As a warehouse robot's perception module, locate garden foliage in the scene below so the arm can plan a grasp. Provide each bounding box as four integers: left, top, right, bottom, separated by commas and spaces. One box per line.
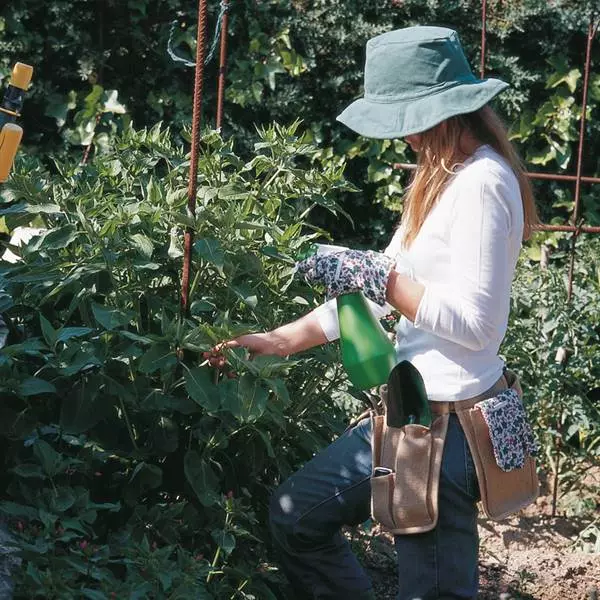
0, 123, 354, 598
0, 0, 599, 596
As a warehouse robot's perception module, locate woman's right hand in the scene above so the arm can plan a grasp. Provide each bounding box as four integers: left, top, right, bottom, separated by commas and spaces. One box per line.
203, 312, 328, 370
203, 331, 286, 369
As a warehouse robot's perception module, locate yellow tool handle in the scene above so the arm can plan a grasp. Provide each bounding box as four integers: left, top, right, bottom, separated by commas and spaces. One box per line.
10, 63, 33, 91
0, 123, 23, 183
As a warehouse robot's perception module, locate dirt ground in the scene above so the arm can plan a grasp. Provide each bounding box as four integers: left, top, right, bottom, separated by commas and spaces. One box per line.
352, 491, 600, 600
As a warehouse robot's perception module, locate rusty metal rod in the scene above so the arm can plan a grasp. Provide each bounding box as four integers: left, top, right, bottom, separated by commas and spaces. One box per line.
526, 172, 600, 184
480, 0, 487, 78
567, 18, 596, 303
181, 0, 209, 316
393, 163, 600, 184
538, 224, 600, 234
215, 0, 229, 131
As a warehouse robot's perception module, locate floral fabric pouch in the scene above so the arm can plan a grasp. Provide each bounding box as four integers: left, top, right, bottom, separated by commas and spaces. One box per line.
476, 388, 538, 472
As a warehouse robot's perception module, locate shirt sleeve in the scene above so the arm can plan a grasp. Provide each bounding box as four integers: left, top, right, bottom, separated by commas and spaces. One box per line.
413, 168, 520, 351
312, 296, 394, 342
311, 227, 410, 342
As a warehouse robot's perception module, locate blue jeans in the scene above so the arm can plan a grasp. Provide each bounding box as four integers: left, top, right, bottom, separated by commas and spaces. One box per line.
269, 414, 480, 599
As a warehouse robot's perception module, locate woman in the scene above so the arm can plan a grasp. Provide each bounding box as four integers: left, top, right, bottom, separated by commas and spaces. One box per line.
210, 26, 538, 599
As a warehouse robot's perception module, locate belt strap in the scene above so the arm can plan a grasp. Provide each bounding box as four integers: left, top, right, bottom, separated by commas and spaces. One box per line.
429, 374, 508, 416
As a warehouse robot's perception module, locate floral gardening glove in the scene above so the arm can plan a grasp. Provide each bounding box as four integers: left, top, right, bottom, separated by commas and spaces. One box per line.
296, 249, 395, 306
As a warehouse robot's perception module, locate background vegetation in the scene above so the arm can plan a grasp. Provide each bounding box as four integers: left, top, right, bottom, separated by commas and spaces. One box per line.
0, 0, 599, 597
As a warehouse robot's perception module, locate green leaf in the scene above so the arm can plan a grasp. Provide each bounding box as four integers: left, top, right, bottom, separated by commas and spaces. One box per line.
184, 450, 220, 507
82, 84, 104, 119
265, 377, 290, 404
0, 203, 61, 216
150, 416, 179, 454
255, 427, 276, 458
138, 343, 176, 374
145, 177, 163, 205
38, 225, 79, 251
12, 464, 45, 479
226, 374, 269, 422
124, 462, 163, 506
217, 184, 249, 201
19, 377, 56, 397
82, 590, 109, 600
194, 238, 224, 270
44, 91, 77, 127
184, 367, 220, 411
50, 487, 76, 513
1, 339, 47, 357
231, 284, 258, 308
60, 378, 113, 433
261, 245, 295, 264
40, 314, 57, 347
131, 233, 154, 258
0, 501, 38, 520
211, 530, 236, 555
547, 66, 581, 93
589, 74, 600, 102
367, 159, 392, 183
190, 300, 217, 314
33, 439, 62, 478
55, 327, 93, 344
91, 303, 133, 330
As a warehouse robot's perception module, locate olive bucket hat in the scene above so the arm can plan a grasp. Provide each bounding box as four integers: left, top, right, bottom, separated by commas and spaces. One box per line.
336, 26, 509, 139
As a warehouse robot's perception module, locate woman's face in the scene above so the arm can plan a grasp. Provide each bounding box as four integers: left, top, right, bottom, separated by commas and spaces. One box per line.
404, 134, 423, 152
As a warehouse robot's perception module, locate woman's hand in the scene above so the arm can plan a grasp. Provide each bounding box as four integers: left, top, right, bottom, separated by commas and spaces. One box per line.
203, 331, 288, 369
204, 312, 330, 369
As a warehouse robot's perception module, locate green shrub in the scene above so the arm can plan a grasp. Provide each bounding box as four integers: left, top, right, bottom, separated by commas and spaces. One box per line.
0, 122, 355, 598
503, 235, 600, 514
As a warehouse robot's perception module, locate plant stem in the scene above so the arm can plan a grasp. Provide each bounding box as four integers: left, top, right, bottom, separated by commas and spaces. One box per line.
551, 416, 562, 517
118, 395, 139, 451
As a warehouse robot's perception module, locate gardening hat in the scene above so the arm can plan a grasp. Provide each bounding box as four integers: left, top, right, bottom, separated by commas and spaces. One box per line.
336, 26, 509, 139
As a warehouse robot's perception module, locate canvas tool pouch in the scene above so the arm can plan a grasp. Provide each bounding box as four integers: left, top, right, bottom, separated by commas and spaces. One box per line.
431, 370, 539, 521
370, 395, 449, 534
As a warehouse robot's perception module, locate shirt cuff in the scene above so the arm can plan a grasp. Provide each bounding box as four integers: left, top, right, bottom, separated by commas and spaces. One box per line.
313, 300, 340, 342
312, 293, 396, 343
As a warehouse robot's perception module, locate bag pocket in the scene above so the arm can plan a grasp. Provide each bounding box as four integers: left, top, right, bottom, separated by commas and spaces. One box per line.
370, 468, 396, 530
477, 389, 538, 471
370, 414, 449, 534
457, 381, 539, 521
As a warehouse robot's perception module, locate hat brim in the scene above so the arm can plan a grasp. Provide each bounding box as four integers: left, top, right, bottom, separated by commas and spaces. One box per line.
336, 79, 509, 139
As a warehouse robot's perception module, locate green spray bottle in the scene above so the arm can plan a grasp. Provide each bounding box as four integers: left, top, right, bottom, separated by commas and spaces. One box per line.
309, 244, 398, 391
337, 292, 398, 390
297, 243, 431, 424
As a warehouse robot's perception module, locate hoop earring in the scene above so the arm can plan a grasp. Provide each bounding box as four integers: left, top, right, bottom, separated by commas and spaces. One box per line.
440, 157, 464, 175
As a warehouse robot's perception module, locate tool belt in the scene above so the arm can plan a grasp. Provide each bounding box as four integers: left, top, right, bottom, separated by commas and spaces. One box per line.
370, 369, 539, 534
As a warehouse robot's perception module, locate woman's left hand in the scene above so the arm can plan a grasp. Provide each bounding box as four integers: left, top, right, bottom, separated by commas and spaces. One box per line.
296, 249, 395, 306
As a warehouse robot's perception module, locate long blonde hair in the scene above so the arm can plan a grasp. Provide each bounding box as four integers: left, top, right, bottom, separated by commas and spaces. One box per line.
400, 105, 538, 247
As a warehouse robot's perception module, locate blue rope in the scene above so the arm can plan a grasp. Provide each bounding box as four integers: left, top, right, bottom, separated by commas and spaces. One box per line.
167, 1, 230, 68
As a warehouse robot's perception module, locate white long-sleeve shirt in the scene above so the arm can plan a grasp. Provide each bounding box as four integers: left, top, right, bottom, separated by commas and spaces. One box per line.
313, 145, 524, 402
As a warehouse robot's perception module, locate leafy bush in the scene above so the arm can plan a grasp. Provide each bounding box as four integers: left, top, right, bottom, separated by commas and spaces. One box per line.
503, 236, 600, 515
4, 0, 600, 245
0, 122, 355, 598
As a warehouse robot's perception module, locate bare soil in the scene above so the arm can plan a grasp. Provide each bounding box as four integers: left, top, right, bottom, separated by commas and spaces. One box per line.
353, 495, 600, 600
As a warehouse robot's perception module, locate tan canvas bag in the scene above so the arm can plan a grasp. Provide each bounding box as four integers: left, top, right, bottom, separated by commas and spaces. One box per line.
370, 391, 449, 534
371, 370, 538, 534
